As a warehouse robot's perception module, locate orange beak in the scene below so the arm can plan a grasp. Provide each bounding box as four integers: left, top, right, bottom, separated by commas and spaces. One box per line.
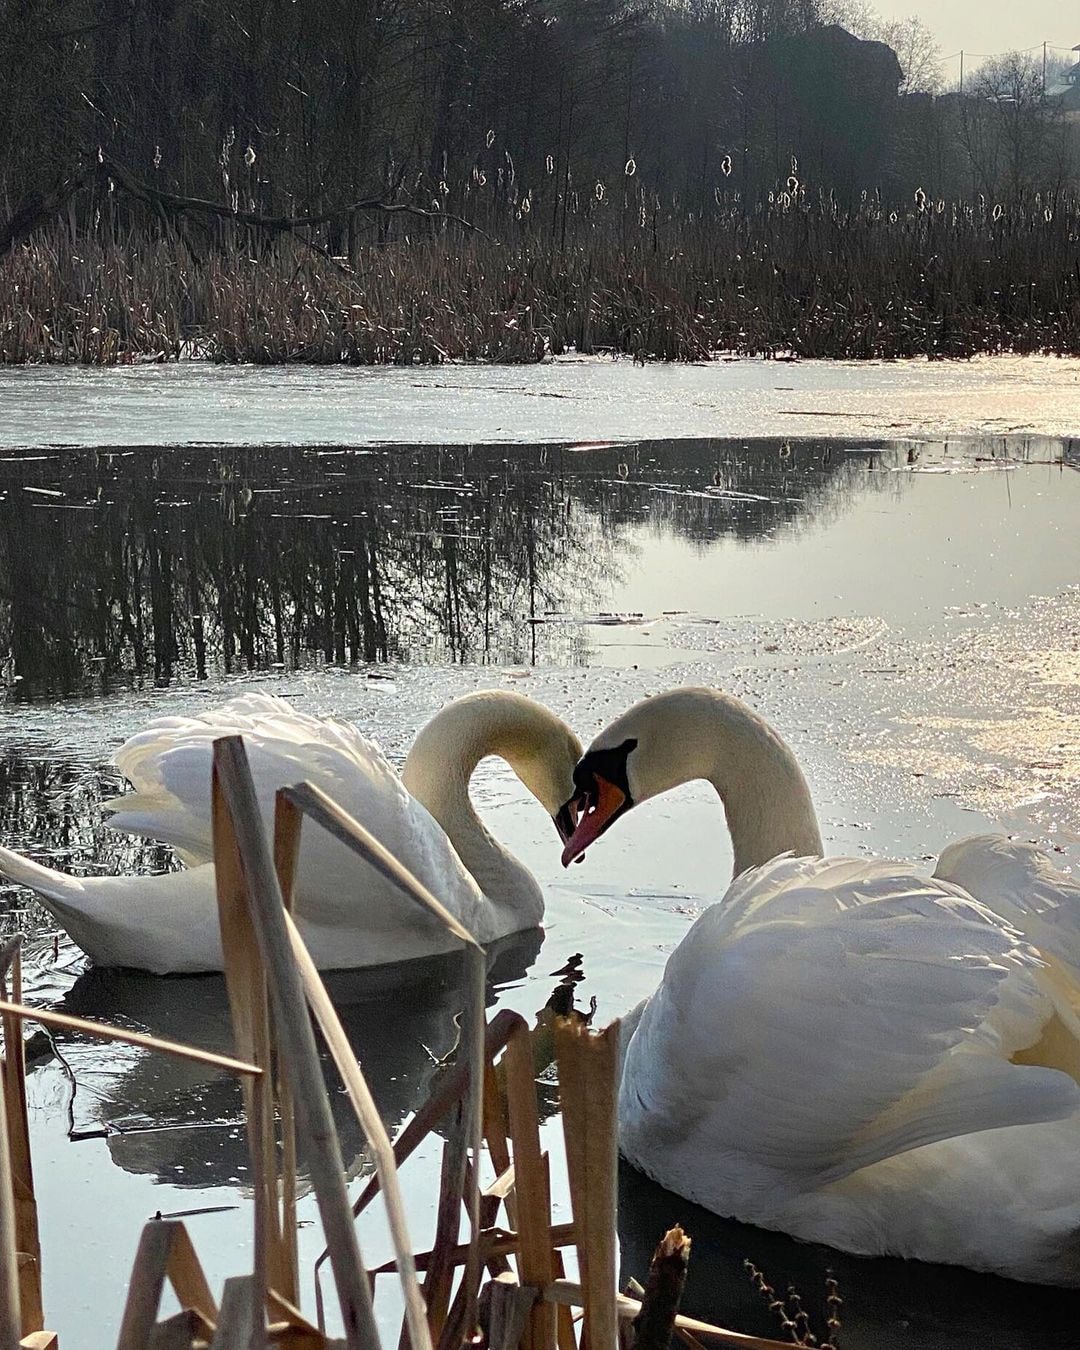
560, 775, 627, 867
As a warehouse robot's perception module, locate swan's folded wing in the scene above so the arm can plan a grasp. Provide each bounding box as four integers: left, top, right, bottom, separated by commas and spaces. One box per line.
107, 693, 408, 862
935, 834, 1080, 981
622, 858, 1079, 1186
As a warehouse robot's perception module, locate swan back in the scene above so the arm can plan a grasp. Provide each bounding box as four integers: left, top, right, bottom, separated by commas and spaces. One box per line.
620, 855, 1078, 1210
106, 692, 485, 931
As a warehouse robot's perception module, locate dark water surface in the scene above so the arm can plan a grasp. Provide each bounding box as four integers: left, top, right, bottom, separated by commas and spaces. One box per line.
1, 433, 1079, 1347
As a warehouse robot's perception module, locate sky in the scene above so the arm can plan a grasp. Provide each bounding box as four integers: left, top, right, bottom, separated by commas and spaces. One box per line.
869, 0, 1079, 82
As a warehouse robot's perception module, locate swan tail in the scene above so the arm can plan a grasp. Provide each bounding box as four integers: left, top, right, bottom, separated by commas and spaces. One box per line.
936, 835, 1080, 983
103, 793, 211, 867
0, 845, 89, 907
0, 847, 222, 974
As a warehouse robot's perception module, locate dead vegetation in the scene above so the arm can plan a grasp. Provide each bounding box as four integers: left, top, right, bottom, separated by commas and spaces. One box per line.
5, 186, 1080, 365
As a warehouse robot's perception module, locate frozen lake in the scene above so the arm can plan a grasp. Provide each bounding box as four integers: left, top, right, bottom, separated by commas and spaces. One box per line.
0, 360, 1078, 1346
2, 353, 1080, 445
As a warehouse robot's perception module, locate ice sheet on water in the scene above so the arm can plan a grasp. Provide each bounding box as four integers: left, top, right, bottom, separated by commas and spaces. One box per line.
4, 354, 1080, 447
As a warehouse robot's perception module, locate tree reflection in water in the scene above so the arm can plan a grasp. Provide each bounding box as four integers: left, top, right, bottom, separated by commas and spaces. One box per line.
0, 439, 881, 701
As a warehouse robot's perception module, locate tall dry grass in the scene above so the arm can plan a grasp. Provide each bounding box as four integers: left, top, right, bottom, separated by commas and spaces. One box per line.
3, 189, 1080, 363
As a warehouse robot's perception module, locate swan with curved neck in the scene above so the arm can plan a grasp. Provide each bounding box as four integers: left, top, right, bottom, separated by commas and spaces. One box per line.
559, 686, 1080, 1287
0, 689, 581, 973
561, 686, 822, 873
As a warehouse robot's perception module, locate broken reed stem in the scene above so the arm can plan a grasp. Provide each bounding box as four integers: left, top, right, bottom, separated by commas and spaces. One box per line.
632, 1227, 692, 1350
282, 906, 433, 1350
116, 1221, 217, 1350
213, 739, 380, 1350
555, 1017, 620, 1350
212, 763, 288, 1327
272, 792, 304, 1309
452, 943, 487, 1346
0, 1069, 21, 1348
543, 1282, 796, 1350
503, 1021, 557, 1350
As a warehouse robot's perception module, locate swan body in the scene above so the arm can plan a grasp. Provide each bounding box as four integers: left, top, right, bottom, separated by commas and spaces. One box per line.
562, 687, 1080, 1285
0, 690, 581, 974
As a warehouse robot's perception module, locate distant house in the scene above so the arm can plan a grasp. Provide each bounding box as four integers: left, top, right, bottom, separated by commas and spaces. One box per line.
1047, 44, 1080, 111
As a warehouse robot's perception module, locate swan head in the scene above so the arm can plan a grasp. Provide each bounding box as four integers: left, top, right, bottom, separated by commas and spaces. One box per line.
558, 687, 822, 871
510, 730, 588, 844
559, 691, 701, 866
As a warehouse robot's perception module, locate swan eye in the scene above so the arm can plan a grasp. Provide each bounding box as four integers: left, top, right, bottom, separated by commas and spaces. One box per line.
573, 738, 638, 804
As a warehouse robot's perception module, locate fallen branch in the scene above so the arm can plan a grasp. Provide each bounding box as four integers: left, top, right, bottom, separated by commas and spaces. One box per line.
0, 153, 492, 265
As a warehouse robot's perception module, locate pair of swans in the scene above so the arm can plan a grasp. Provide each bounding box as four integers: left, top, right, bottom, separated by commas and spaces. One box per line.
3, 685, 1080, 1286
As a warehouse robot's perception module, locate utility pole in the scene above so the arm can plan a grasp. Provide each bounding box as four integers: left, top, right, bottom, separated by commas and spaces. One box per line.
1043, 41, 1048, 94
959, 50, 964, 93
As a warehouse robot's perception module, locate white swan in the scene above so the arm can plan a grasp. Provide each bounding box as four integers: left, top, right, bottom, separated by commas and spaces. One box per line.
559, 686, 1080, 1286
0, 690, 581, 974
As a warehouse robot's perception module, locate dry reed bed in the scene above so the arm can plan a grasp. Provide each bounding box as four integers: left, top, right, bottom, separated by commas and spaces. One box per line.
4, 193, 1080, 363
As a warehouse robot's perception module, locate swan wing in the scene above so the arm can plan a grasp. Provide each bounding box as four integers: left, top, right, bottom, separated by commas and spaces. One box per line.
935, 834, 1080, 980
107, 693, 409, 860
106, 692, 485, 931
621, 856, 1078, 1187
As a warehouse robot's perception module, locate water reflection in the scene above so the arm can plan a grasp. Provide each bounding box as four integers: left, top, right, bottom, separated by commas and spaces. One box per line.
0, 439, 890, 700
49, 930, 545, 1189
618, 1164, 1078, 1350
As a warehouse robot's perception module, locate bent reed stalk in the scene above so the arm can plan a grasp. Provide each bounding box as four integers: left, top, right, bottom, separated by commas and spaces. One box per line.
5, 186, 1080, 364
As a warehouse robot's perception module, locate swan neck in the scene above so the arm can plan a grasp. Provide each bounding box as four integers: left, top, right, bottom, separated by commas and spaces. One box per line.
662, 693, 823, 875
402, 703, 544, 922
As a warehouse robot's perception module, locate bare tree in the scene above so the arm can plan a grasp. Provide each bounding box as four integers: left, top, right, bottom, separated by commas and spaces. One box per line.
960, 51, 1070, 197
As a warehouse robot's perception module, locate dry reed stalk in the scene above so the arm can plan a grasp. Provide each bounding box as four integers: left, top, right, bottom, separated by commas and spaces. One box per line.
212, 739, 379, 1350
116, 1220, 217, 1350
208, 1275, 258, 1349
212, 762, 292, 1324
549, 1248, 577, 1350
542, 1283, 796, 1350
0, 1001, 261, 1077
486, 1272, 538, 1350
367, 1224, 576, 1279
483, 1064, 516, 1230
0, 1067, 22, 1348
632, 1227, 691, 1350
149, 1307, 210, 1350
345, 1009, 525, 1224
0, 940, 42, 1337
554, 1019, 619, 1350
280, 780, 486, 1349
502, 1021, 557, 1350
267, 1287, 330, 1340
279, 906, 432, 1350
272, 793, 304, 1309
